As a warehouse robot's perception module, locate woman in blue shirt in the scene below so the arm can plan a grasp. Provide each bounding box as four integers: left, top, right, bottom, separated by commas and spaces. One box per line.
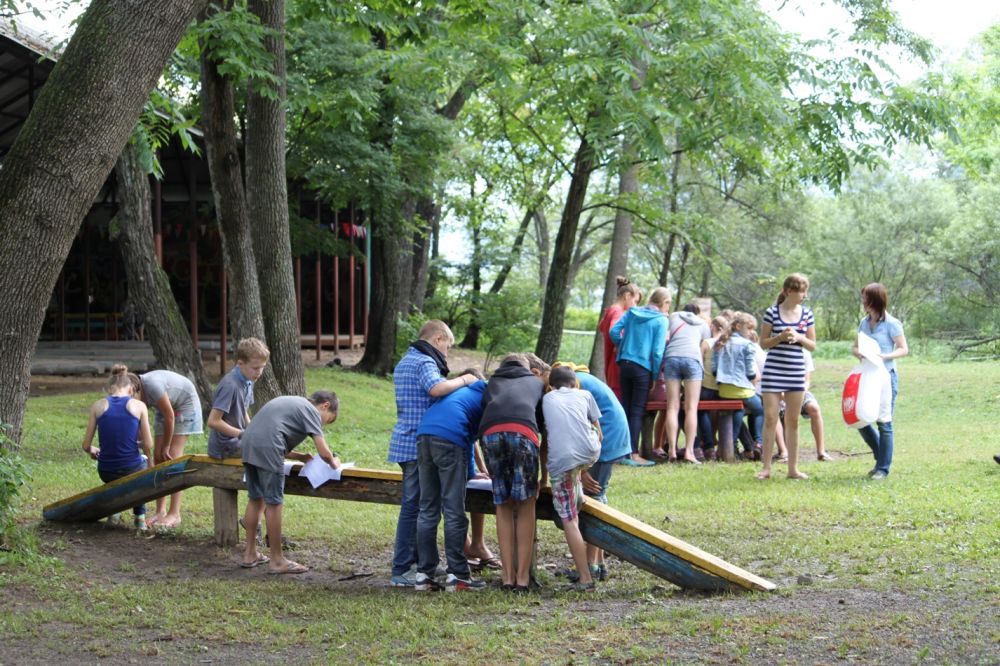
851, 283, 908, 479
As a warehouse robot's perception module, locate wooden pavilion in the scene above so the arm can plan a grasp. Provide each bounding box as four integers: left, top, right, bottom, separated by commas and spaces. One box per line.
0, 21, 368, 364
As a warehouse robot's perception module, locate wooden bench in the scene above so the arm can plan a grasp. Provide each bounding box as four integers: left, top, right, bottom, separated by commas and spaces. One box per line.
642, 399, 747, 462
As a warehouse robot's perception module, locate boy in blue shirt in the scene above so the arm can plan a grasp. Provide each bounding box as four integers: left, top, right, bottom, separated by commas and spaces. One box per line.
388, 320, 479, 587
413, 368, 488, 591
207, 337, 269, 459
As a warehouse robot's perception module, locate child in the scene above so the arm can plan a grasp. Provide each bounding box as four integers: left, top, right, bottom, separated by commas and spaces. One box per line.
207, 337, 269, 459
696, 315, 731, 461
413, 368, 489, 591
479, 353, 546, 592
801, 350, 831, 461
757, 273, 816, 480
139, 369, 203, 528
543, 366, 602, 591
596, 276, 642, 398
712, 313, 758, 459
662, 303, 712, 463
81, 364, 154, 532
388, 320, 479, 587
240, 391, 340, 574
572, 364, 629, 580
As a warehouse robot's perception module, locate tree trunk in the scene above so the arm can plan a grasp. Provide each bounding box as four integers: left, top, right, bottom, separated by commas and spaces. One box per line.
458, 217, 483, 349
425, 210, 441, 302
534, 128, 597, 363
674, 240, 691, 306
0, 0, 208, 445
355, 228, 404, 375
410, 196, 438, 311
590, 142, 639, 375
658, 150, 684, 287
114, 142, 213, 408
245, 0, 305, 396
534, 210, 550, 308
199, 28, 280, 403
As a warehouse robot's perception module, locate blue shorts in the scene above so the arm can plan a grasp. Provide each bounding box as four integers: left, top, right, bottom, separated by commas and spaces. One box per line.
481, 432, 539, 505
154, 402, 204, 436
663, 356, 703, 381
244, 463, 285, 505
585, 460, 615, 504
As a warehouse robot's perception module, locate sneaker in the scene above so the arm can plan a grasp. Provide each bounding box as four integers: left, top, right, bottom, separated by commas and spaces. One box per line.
391, 566, 419, 588
556, 567, 581, 582
444, 574, 486, 592
106, 513, 123, 528
568, 581, 596, 592
866, 467, 877, 477
703, 448, 718, 462
596, 563, 609, 581
870, 470, 888, 480
134, 516, 148, 533
414, 572, 443, 591
994, 454, 1000, 465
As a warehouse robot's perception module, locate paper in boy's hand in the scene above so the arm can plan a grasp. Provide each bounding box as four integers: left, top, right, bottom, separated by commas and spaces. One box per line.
301, 456, 355, 489
466, 478, 493, 492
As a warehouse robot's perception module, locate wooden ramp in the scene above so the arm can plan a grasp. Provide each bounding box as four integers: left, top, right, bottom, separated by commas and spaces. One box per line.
43, 455, 775, 593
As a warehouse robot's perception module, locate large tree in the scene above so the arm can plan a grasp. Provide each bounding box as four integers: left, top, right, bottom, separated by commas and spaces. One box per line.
0, 0, 208, 445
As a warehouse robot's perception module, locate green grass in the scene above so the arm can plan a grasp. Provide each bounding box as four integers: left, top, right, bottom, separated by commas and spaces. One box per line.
3, 359, 1000, 663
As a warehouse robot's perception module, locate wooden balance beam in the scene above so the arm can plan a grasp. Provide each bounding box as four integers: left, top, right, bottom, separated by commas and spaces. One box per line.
43, 455, 775, 593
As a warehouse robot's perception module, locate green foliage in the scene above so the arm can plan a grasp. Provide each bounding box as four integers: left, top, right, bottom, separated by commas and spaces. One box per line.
191, 3, 281, 98
287, 211, 361, 259
0, 423, 30, 550
475, 286, 538, 372
394, 310, 428, 366
563, 307, 598, 332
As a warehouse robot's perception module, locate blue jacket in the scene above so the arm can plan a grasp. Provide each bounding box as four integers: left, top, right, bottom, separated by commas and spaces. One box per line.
417, 380, 487, 479
711, 332, 757, 390
577, 372, 630, 463
609, 305, 668, 374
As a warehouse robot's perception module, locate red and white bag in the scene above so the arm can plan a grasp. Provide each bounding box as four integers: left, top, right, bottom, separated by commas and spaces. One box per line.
842, 333, 891, 429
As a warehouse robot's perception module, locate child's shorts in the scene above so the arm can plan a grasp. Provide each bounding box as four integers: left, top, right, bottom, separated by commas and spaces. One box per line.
550, 467, 586, 523
663, 356, 704, 381
481, 432, 538, 505
244, 463, 285, 505
154, 402, 204, 436
584, 460, 615, 504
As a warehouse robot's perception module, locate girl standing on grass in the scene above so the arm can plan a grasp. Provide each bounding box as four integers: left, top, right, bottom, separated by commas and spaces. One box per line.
81, 364, 154, 532
597, 276, 643, 399
851, 283, 907, 480
757, 274, 816, 480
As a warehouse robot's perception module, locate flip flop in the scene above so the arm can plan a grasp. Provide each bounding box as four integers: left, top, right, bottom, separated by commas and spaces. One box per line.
268, 561, 308, 575
477, 556, 501, 571
240, 554, 270, 569
619, 458, 655, 467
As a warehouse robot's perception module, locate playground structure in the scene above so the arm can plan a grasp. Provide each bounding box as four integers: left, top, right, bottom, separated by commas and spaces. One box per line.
44, 455, 776, 593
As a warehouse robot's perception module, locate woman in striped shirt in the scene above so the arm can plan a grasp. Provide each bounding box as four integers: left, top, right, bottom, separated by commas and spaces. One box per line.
757, 273, 816, 480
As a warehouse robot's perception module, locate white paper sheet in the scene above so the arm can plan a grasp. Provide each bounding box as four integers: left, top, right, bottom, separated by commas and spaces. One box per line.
466, 478, 493, 492
300, 457, 355, 489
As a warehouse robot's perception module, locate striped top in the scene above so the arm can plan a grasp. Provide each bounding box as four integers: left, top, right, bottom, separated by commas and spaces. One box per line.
760, 304, 814, 393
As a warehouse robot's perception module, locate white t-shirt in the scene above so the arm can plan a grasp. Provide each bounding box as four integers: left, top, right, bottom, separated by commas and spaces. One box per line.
542, 388, 601, 476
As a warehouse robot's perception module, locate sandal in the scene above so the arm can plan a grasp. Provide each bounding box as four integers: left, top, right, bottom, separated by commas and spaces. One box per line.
268, 561, 309, 575
817, 452, 833, 461
240, 554, 270, 569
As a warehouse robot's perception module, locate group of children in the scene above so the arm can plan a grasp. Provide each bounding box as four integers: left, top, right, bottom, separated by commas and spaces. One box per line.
389, 320, 630, 593
602, 273, 831, 479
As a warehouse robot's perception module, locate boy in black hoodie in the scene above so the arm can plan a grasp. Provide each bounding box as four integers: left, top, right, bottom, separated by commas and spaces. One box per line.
479, 353, 546, 592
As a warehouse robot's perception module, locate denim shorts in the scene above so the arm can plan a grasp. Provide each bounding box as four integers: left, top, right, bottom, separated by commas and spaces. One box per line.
244, 463, 285, 505
481, 432, 539, 505
663, 356, 704, 381
585, 460, 615, 504
550, 467, 585, 522
154, 402, 204, 436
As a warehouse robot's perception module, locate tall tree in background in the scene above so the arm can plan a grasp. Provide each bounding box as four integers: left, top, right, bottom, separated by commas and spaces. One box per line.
0, 0, 207, 445
246, 0, 305, 395
114, 140, 214, 407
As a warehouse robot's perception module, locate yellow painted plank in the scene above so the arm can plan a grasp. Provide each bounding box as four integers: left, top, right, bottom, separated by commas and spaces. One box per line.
43, 455, 197, 513
582, 499, 775, 592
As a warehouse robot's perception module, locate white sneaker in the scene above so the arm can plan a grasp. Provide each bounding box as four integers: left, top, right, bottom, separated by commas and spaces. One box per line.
134, 516, 148, 532
390, 565, 419, 587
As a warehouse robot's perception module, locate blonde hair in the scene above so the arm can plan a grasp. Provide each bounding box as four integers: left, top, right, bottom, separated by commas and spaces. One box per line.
236, 337, 270, 363
418, 319, 454, 344
715, 312, 757, 351
108, 363, 141, 396
776, 273, 809, 305
647, 286, 671, 309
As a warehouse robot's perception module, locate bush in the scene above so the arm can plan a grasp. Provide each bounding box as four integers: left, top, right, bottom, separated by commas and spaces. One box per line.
563, 307, 599, 332
394, 311, 428, 366
0, 424, 30, 550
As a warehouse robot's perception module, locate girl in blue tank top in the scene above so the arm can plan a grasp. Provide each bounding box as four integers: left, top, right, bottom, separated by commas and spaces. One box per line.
81, 364, 154, 531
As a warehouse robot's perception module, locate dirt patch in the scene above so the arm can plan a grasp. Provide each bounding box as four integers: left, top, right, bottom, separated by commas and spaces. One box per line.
4, 521, 995, 664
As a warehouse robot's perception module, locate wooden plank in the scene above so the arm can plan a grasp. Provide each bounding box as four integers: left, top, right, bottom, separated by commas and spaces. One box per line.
212, 487, 239, 547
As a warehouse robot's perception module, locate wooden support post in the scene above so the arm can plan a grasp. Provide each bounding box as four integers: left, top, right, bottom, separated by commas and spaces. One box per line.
640, 411, 656, 460
717, 411, 736, 463
213, 487, 239, 548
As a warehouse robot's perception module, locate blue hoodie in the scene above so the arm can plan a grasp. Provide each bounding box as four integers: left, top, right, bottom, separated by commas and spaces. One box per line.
577, 372, 630, 463
609, 305, 669, 374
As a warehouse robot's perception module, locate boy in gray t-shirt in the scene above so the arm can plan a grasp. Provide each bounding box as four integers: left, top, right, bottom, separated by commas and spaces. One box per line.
240, 391, 340, 575
207, 338, 269, 459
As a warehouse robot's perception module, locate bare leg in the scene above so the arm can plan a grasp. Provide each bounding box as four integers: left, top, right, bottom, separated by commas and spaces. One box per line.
665, 380, 682, 459
807, 402, 827, 457
148, 433, 170, 526
156, 434, 189, 527
758, 393, 781, 479
652, 410, 667, 456
682, 379, 702, 462
465, 512, 495, 561
775, 419, 787, 457
242, 498, 265, 565
563, 518, 593, 585
495, 503, 516, 586
783, 391, 807, 479
514, 498, 536, 587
